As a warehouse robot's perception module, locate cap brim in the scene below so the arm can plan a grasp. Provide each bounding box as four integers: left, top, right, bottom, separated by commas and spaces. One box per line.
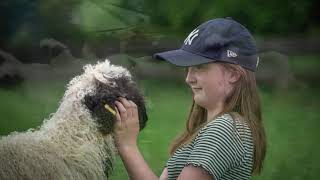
153, 49, 215, 66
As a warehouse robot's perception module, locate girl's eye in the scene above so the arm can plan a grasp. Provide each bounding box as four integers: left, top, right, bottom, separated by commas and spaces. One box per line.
186, 64, 208, 73
194, 64, 207, 70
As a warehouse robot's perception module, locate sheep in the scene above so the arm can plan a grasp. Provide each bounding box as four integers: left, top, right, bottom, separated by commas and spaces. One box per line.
0, 59, 148, 180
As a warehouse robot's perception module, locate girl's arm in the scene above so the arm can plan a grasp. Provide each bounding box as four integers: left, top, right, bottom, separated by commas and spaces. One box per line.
114, 97, 159, 180
118, 144, 158, 180
115, 97, 209, 180
159, 168, 168, 180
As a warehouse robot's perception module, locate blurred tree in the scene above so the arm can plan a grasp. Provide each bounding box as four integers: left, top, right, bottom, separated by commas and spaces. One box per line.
0, 0, 318, 63
38, 0, 83, 40
0, 0, 39, 45
141, 0, 315, 35
0, 0, 149, 61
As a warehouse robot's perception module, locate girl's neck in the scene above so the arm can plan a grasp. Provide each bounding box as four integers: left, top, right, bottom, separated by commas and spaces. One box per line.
206, 102, 224, 122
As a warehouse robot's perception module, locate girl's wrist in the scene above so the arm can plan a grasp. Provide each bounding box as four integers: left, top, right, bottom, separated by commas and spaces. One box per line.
117, 143, 139, 154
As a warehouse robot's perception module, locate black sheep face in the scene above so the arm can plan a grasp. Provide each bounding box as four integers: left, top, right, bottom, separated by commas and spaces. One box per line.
83, 76, 148, 135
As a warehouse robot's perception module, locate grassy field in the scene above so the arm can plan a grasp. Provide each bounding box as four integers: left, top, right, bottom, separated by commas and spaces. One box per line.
0, 57, 319, 179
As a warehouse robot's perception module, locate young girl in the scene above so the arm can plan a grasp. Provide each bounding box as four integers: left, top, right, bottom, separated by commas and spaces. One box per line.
113, 17, 266, 180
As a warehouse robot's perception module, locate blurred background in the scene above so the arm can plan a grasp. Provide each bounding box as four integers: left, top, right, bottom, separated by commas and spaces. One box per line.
0, 0, 319, 179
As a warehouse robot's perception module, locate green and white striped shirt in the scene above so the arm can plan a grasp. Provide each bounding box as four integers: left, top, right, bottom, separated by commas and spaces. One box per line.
166, 113, 254, 180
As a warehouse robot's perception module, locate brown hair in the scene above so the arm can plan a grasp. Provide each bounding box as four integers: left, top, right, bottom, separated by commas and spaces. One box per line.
169, 62, 266, 175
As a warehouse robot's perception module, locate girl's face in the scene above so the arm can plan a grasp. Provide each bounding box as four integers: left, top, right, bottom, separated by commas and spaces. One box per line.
185, 63, 235, 110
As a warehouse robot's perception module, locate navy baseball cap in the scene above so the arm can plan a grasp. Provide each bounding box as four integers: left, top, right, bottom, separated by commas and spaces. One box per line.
153, 17, 259, 72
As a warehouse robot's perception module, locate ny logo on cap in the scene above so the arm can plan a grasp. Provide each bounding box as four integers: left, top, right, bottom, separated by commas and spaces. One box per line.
184, 29, 199, 45
227, 50, 237, 58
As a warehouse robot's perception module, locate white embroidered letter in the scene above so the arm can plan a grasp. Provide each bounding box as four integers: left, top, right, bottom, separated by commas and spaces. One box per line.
184, 29, 199, 45
227, 50, 237, 57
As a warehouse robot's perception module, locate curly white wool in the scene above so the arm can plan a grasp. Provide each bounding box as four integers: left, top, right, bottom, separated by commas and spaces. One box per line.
0, 59, 131, 180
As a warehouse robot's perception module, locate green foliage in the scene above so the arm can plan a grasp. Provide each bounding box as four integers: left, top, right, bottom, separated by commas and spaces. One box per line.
38, 0, 84, 39
142, 0, 314, 35
1, 0, 317, 48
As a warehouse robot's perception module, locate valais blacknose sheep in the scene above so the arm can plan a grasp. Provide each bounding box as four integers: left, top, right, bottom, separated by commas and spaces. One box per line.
0, 60, 148, 180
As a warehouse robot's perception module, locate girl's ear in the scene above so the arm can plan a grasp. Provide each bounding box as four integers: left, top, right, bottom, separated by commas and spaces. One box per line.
227, 69, 241, 84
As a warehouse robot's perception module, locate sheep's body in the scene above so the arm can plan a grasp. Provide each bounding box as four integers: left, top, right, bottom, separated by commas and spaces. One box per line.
0, 60, 147, 180
0, 112, 114, 180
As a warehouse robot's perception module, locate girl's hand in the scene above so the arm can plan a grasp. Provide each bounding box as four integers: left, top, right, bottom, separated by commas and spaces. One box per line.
114, 97, 140, 152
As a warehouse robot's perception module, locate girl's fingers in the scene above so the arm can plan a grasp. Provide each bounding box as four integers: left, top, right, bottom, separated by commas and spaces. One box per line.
119, 97, 133, 118
114, 106, 121, 125
129, 100, 139, 120
114, 98, 138, 130
119, 97, 132, 108
114, 100, 128, 121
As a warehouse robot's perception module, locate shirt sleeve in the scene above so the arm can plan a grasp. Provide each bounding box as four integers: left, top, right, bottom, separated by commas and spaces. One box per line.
186, 117, 245, 180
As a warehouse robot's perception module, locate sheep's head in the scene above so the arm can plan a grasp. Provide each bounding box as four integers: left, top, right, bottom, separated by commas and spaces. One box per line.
79, 60, 148, 135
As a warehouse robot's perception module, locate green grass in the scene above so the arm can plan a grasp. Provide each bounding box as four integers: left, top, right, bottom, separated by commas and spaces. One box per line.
1, 72, 319, 179
0, 81, 66, 134
253, 88, 320, 180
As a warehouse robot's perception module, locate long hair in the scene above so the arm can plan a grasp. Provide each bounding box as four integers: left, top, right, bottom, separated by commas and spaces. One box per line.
169, 62, 266, 175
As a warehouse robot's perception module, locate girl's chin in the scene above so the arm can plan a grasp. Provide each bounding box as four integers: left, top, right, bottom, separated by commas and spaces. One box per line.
193, 96, 206, 108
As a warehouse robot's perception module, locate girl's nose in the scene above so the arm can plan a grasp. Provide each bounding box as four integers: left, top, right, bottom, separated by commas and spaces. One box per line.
185, 68, 196, 85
